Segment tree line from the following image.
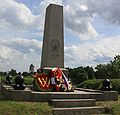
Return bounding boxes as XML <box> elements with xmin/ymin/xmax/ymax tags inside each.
<box><xmin>68</xmin><ymin>55</ymin><xmax>120</xmax><ymax>85</ymax></box>
<box><xmin>1</xmin><ymin>55</ymin><xmax>120</xmax><ymax>85</ymax></box>
<box><xmin>0</xmin><ymin>69</ymin><xmax>29</xmax><ymax>77</ymax></box>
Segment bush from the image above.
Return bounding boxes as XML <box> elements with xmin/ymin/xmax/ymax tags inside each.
<box><xmin>77</xmin><ymin>79</ymin><xmax>102</xmax><ymax>90</ymax></box>
<box><xmin>24</xmin><ymin>77</ymin><xmax>34</xmax><ymax>85</ymax></box>
<box><xmin>110</xmin><ymin>79</ymin><xmax>120</xmax><ymax>93</ymax></box>
<box><xmin>77</xmin><ymin>79</ymin><xmax>120</xmax><ymax>93</ymax></box>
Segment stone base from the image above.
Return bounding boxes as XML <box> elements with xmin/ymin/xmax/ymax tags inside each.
<box><xmin>102</xmin><ymin>91</ymin><xmax>118</xmax><ymax>101</ymax></box>
<box><xmin>1</xmin><ymin>85</ymin><xmax>31</xmax><ymax>101</ymax></box>
<box><xmin>76</xmin><ymin>88</ymin><xmax>118</xmax><ymax>101</ymax></box>
<box><xmin>1</xmin><ymin>85</ymin><xmax>118</xmax><ymax>102</ymax></box>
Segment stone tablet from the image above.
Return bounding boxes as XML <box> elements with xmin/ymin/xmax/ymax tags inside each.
<box><xmin>41</xmin><ymin>4</ymin><xmax>64</xmax><ymax>68</ymax></box>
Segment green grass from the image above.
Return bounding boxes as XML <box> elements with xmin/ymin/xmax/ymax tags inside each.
<box><xmin>97</xmin><ymin>95</ymin><xmax>120</xmax><ymax>115</ymax></box>
<box><xmin>24</xmin><ymin>77</ymin><xmax>34</xmax><ymax>85</ymax></box>
<box><xmin>0</xmin><ymin>75</ymin><xmax>34</xmax><ymax>85</ymax></box>
<box><xmin>0</xmin><ymin>75</ymin><xmax>52</xmax><ymax>115</ymax></box>
<box><xmin>1</xmin><ymin>91</ymin><xmax>120</xmax><ymax>115</ymax></box>
<box><xmin>0</xmin><ymin>92</ymin><xmax>52</xmax><ymax>115</ymax></box>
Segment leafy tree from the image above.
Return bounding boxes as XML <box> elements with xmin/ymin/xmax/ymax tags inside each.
<box><xmin>110</xmin><ymin>55</ymin><xmax>120</xmax><ymax>78</ymax></box>
<box><xmin>0</xmin><ymin>71</ymin><xmax>4</xmax><ymax>76</ymax></box>
<box><xmin>8</xmin><ymin>69</ymin><xmax>17</xmax><ymax>76</ymax></box>
<box><xmin>68</xmin><ymin>67</ymin><xmax>88</xmax><ymax>85</ymax></box>
<box><xmin>3</xmin><ymin>72</ymin><xmax>7</xmax><ymax>75</ymax></box>
<box><xmin>84</xmin><ymin>66</ymin><xmax>95</xmax><ymax>79</ymax></box>
<box><xmin>95</xmin><ymin>64</ymin><xmax>108</xmax><ymax>79</ymax></box>
<box><xmin>22</xmin><ymin>72</ymin><xmax>30</xmax><ymax>77</ymax></box>
<box><xmin>95</xmin><ymin>55</ymin><xmax>120</xmax><ymax>79</ymax></box>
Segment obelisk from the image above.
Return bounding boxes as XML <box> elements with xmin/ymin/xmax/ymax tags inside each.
<box><xmin>41</xmin><ymin>4</ymin><xmax>64</xmax><ymax>68</ymax></box>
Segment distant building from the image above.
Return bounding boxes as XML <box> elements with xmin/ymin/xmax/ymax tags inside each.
<box><xmin>29</xmin><ymin>64</ymin><xmax>34</xmax><ymax>74</ymax></box>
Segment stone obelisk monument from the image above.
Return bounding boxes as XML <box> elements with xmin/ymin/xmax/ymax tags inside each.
<box><xmin>41</xmin><ymin>4</ymin><xmax>64</xmax><ymax>68</ymax></box>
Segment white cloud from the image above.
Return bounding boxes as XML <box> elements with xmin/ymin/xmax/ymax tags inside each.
<box><xmin>0</xmin><ymin>37</ymin><xmax>42</xmax><ymax>72</ymax></box>
<box><xmin>64</xmin><ymin>0</ymin><xmax>98</xmax><ymax>40</ymax></box>
<box><xmin>0</xmin><ymin>0</ymin><xmax>107</xmax><ymax>41</ymax></box>
<box><xmin>1</xmin><ymin>37</ymin><xmax>42</xmax><ymax>53</ymax></box>
<box><xmin>34</xmin><ymin>0</ymin><xmax>63</xmax><ymax>14</ymax></box>
<box><xmin>0</xmin><ymin>0</ymin><xmax>64</xmax><ymax>39</ymax></box>
<box><xmin>33</xmin><ymin>0</ymin><xmax>63</xmax><ymax>29</ymax></box>
<box><xmin>33</xmin><ymin>0</ymin><xmax>99</xmax><ymax>40</ymax></box>
<box><xmin>0</xmin><ymin>0</ymin><xmax>40</xmax><ymax>32</ymax></box>
<box><xmin>85</xmin><ymin>0</ymin><xmax>120</xmax><ymax>26</ymax></box>
<box><xmin>1</xmin><ymin>0</ymin><xmax>120</xmax><ymax>40</ymax></box>
<box><xmin>64</xmin><ymin>0</ymin><xmax>120</xmax><ymax>40</ymax></box>
<box><xmin>65</xmin><ymin>36</ymin><xmax>120</xmax><ymax>68</ymax></box>
<box><xmin>1</xmin><ymin>0</ymin><xmax>120</xmax><ymax>72</ymax></box>
<box><xmin>2</xmin><ymin>35</ymin><xmax>118</xmax><ymax>71</ymax></box>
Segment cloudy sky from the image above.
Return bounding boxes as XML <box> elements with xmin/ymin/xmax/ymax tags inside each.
<box><xmin>1</xmin><ymin>0</ymin><xmax>120</xmax><ymax>72</ymax></box>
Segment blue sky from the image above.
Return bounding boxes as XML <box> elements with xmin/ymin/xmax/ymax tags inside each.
<box><xmin>0</xmin><ymin>0</ymin><xmax>120</xmax><ymax>72</ymax></box>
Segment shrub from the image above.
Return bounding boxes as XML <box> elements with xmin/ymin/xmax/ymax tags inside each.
<box><xmin>77</xmin><ymin>79</ymin><xmax>102</xmax><ymax>90</ymax></box>
<box><xmin>110</xmin><ymin>79</ymin><xmax>120</xmax><ymax>93</ymax></box>
<box><xmin>24</xmin><ymin>77</ymin><xmax>34</xmax><ymax>85</ymax></box>
<box><xmin>77</xmin><ymin>79</ymin><xmax>120</xmax><ymax>93</ymax></box>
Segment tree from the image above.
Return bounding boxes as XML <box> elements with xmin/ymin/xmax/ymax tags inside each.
<box><xmin>110</xmin><ymin>55</ymin><xmax>120</xmax><ymax>78</ymax></box>
<box><xmin>22</xmin><ymin>72</ymin><xmax>29</xmax><ymax>77</ymax></box>
<box><xmin>8</xmin><ymin>69</ymin><xmax>17</xmax><ymax>76</ymax></box>
<box><xmin>84</xmin><ymin>66</ymin><xmax>95</xmax><ymax>79</ymax></box>
<box><xmin>68</xmin><ymin>67</ymin><xmax>88</xmax><ymax>85</ymax></box>
<box><xmin>0</xmin><ymin>71</ymin><xmax>4</xmax><ymax>76</ymax></box>
<box><xmin>95</xmin><ymin>55</ymin><xmax>120</xmax><ymax>79</ymax></box>
<box><xmin>95</xmin><ymin>64</ymin><xmax>108</xmax><ymax>79</ymax></box>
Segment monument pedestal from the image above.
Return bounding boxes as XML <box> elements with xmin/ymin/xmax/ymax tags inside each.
<box><xmin>1</xmin><ymin>85</ymin><xmax>118</xmax><ymax>102</ymax></box>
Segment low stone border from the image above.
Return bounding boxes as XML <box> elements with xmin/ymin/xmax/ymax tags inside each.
<box><xmin>1</xmin><ymin>85</ymin><xmax>118</xmax><ymax>102</ymax></box>
<box><xmin>75</xmin><ymin>88</ymin><xmax>118</xmax><ymax>101</ymax></box>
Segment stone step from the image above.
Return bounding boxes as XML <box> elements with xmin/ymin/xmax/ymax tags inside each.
<box><xmin>31</xmin><ymin>91</ymin><xmax>103</xmax><ymax>102</ymax></box>
<box><xmin>52</xmin><ymin>106</ymin><xmax>106</xmax><ymax>115</ymax></box>
<box><xmin>49</xmin><ymin>99</ymin><xmax>96</xmax><ymax>108</ymax></box>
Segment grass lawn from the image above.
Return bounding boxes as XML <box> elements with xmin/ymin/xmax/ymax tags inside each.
<box><xmin>0</xmin><ymin>75</ymin><xmax>34</xmax><ymax>85</ymax></box>
<box><xmin>0</xmin><ymin>92</ymin><xmax>52</xmax><ymax>115</ymax></box>
<box><xmin>97</xmin><ymin>95</ymin><xmax>120</xmax><ymax>115</ymax></box>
